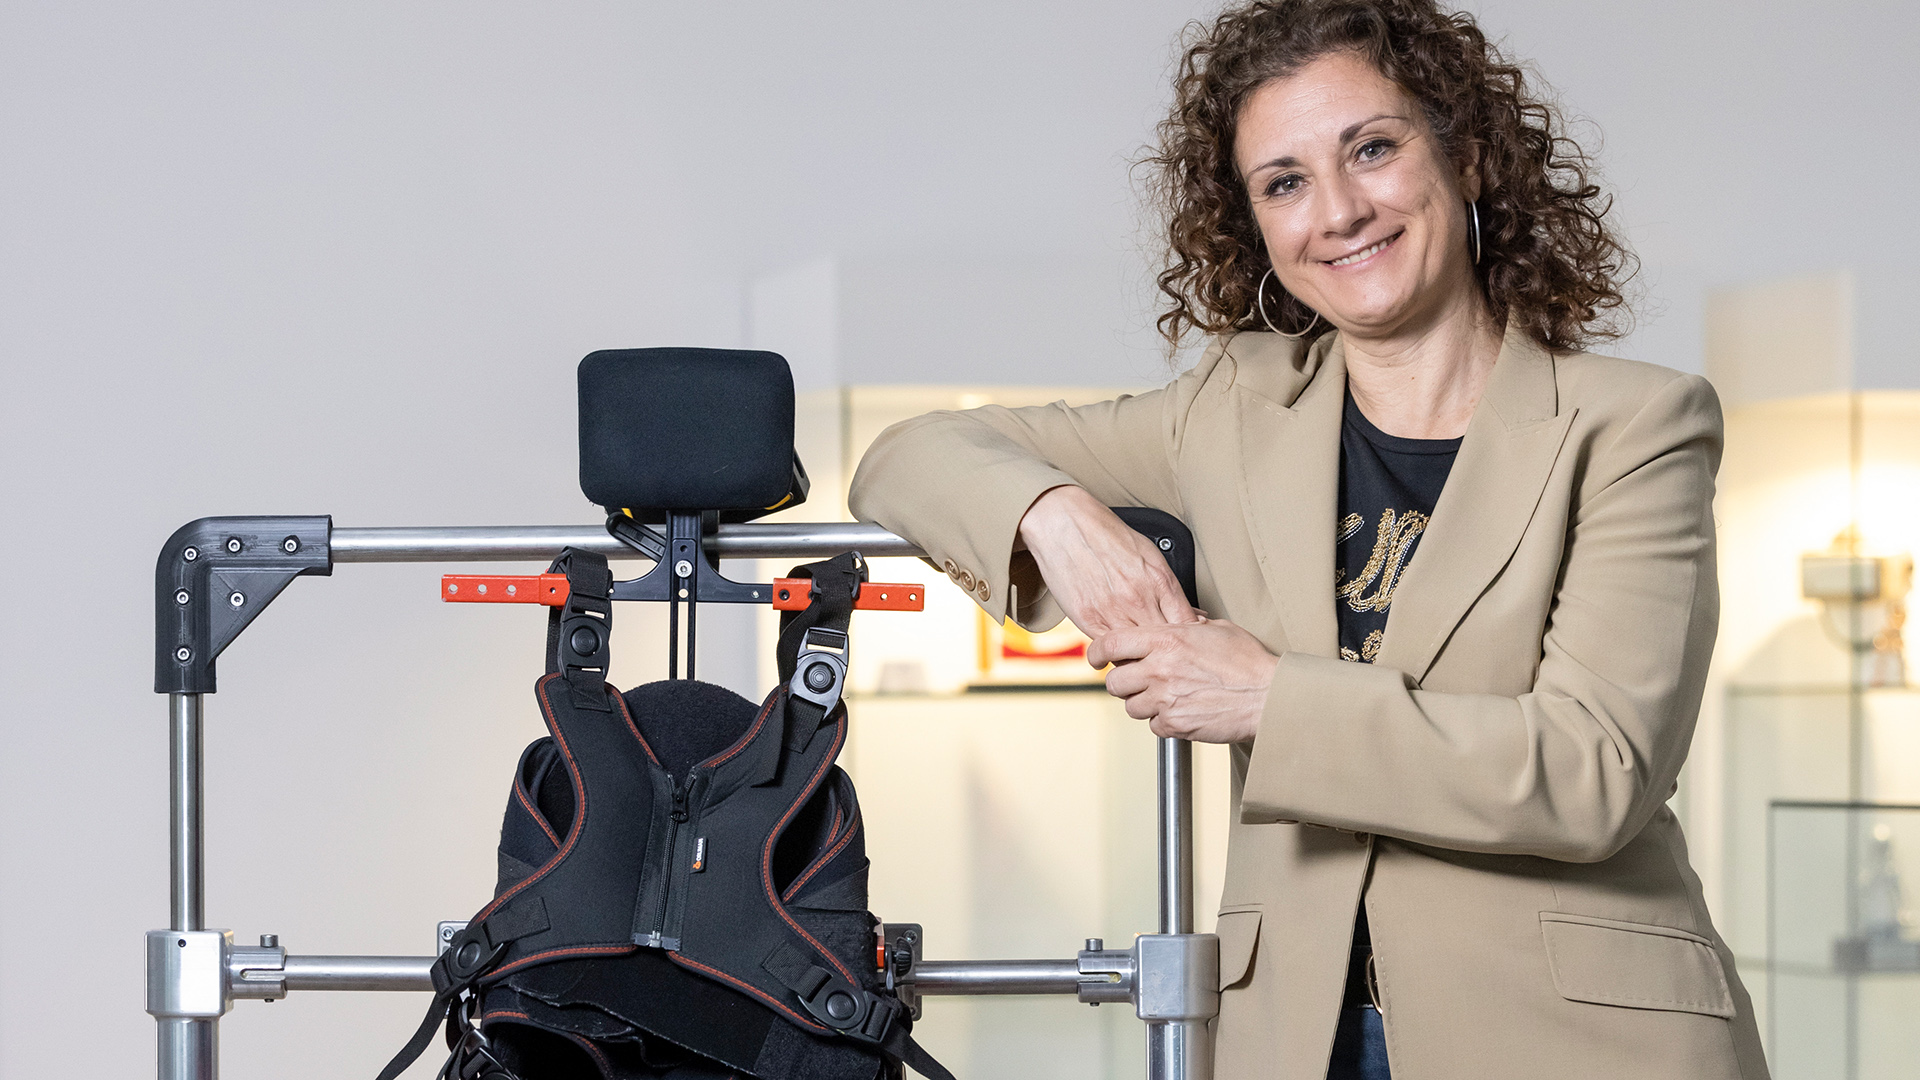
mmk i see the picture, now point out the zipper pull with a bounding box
[670,779,690,823]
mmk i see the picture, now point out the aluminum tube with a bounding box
[158,1018,216,1080]
[170,694,204,932]
[907,959,1081,996]
[1157,737,1195,936]
[329,523,923,563]
[280,955,436,992]
[1147,1018,1212,1080]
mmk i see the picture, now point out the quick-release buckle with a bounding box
[797,975,896,1045]
[787,627,848,714]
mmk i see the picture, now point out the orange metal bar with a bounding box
[771,578,925,612]
[442,573,571,605]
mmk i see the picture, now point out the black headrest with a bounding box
[578,348,805,518]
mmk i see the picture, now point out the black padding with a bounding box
[578,348,796,513]
[621,680,762,781]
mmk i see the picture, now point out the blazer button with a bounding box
[959,570,976,591]
[1354,832,1371,845]
[977,581,991,602]
[943,560,958,578]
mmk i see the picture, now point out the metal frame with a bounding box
[147,521,1216,1080]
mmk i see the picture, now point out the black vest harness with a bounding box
[379,550,952,1080]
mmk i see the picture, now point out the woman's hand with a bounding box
[1016,485,1199,636]
[1088,621,1280,743]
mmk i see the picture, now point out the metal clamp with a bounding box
[1133,934,1218,1021]
[146,930,233,1019]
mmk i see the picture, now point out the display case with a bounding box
[1768,800,1920,1080]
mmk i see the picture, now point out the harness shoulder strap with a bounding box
[544,547,614,712]
[775,551,862,751]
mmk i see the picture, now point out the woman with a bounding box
[850,2,1766,1079]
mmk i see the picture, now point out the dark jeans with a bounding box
[1326,1005,1391,1080]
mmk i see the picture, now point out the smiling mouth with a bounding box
[1325,232,1402,267]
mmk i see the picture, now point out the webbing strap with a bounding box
[886,1026,960,1080]
[774,552,862,751]
[373,987,455,1080]
[543,548,614,712]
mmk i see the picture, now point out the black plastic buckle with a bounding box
[798,977,897,1045]
[787,627,848,713]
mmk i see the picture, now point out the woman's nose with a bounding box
[1315,175,1371,238]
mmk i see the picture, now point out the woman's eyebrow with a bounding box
[1245,113,1410,175]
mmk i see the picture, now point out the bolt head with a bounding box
[175,647,192,662]
[674,559,693,579]
[1157,537,1173,551]
[183,547,198,562]
[225,537,243,553]
[282,536,300,554]
[175,590,191,605]
[229,592,245,607]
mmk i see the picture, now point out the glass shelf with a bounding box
[1768,800,1920,1080]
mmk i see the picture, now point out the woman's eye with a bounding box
[1357,139,1394,161]
[1265,173,1303,198]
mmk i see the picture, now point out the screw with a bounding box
[229,592,245,607]
[441,925,456,942]
[175,646,192,663]
[1157,537,1173,551]
[175,589,191,605]
[178,939,187,948]
[183,547,199,562]
[282,536,300,554]
[1086,938,1104,952]
[674,559,693,579]
[260,934,278,948]
[225,537,243,553]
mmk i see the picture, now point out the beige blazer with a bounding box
[849,327,1769,1080]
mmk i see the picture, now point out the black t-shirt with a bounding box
[1335,392,1460,963]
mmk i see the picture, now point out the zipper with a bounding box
[637,769,708,951]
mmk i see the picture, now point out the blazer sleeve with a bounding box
[847,345,1223,629]
[1240,372,1722,863]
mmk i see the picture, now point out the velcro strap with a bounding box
[762,941,832,999]
[483,896,551,946]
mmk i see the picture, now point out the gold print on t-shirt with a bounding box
[1336,508,1429,615]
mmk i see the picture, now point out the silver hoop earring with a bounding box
[1468,200,1482,266]
[1257,268,1322,339]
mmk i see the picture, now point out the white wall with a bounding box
[4,2,1919,1077]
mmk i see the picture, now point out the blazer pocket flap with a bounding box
[1540,913,1734,1018]
[1215,909,1261,991]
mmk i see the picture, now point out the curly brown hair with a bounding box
[1145,0,1633,352]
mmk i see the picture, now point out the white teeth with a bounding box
[1329,236,1393,266]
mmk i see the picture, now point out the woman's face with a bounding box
[1235,50,1479,338]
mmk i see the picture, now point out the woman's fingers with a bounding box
[1016,486,1197,635]
[1089,619,1281,745]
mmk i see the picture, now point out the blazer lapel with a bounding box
[1233,333,1345,658]
[1373,327,1576,682]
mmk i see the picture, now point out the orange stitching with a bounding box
[759,718,859,985]
[783,803,860,903]
[488,943,634,979]
[701,691,780,769]
[613,687,663,767]
[479,674,587,921]
[481,1009,532,1023]
[512,777,561,849]
[670,952,830,1034]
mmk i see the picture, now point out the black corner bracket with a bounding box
[155,516,333,694]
